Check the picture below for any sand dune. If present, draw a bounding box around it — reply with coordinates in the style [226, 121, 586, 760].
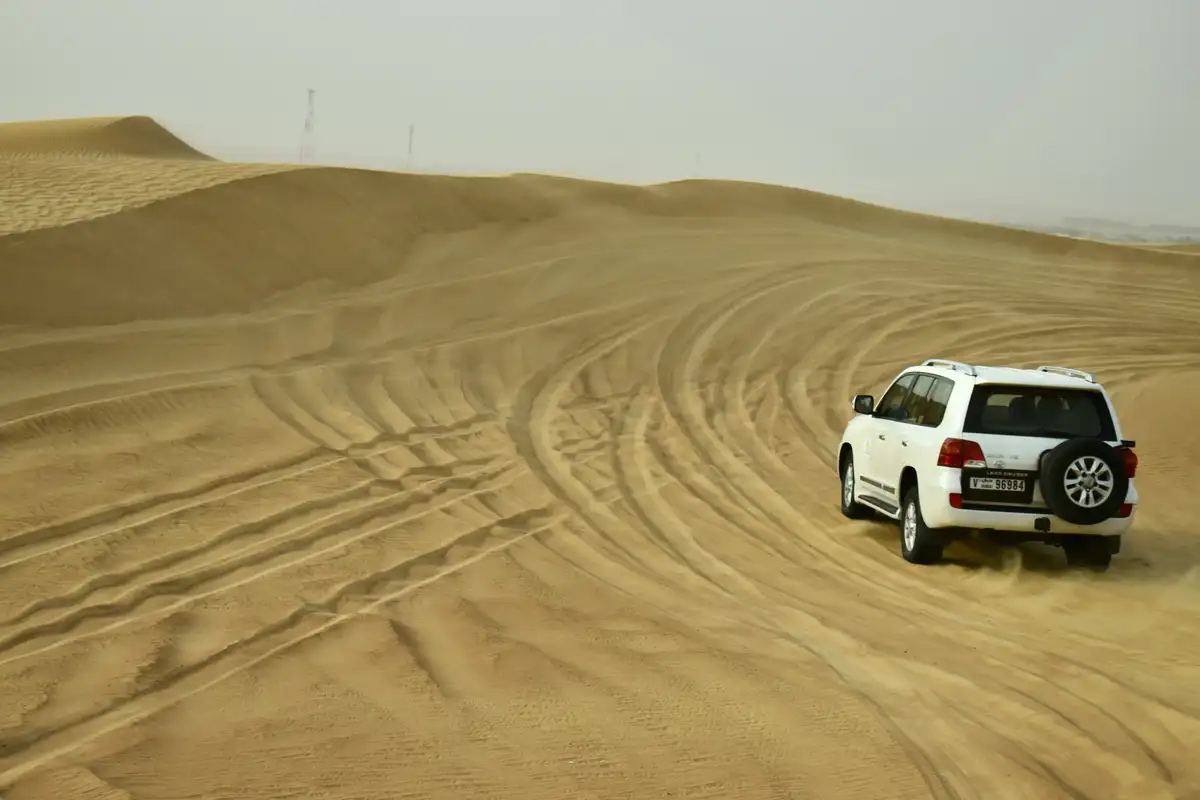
[1140, 243, 1200, 255]
[0, 117, 296, 237]
[1, 116, 1199, 800]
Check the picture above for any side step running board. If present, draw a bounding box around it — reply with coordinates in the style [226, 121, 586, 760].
[859, 495, 900, 518]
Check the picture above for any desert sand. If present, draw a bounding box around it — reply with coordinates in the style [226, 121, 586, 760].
[1, 116, 1199, 800]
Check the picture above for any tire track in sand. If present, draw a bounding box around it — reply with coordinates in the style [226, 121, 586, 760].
[0, 460, 522, 668]
[0, 508, 568, 785]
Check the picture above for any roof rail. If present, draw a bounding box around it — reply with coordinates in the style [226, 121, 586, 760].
[923, 358, 977, 376]
[1037, 365, 1096, 384]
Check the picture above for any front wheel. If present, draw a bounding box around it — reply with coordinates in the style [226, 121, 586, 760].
[841, 456, 872, 519]
[900, 487, 943, 564]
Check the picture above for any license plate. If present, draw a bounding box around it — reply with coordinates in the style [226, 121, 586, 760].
[969, 477, 1026, 492]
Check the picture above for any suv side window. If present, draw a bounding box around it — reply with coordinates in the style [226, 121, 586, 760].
[904, 374, 936, 424]
[905, 374, 954, 427]
[923, 377, 954, 427]
[874, 374, 916, 421]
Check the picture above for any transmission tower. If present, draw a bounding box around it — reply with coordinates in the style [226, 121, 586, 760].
[299, 88, 316, 163]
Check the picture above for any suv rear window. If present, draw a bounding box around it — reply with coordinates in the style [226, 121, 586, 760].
[963, 385, 1116, 440]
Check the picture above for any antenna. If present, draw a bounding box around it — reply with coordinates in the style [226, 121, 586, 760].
[300, 88, 316, 163]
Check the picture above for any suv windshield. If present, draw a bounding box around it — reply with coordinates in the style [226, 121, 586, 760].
[963, 385, 1116, 440]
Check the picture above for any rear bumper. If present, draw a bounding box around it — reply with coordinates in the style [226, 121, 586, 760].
[921, 469, 1136, 537]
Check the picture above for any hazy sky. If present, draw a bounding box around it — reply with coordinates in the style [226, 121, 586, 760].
[3, 0, 1197, 225]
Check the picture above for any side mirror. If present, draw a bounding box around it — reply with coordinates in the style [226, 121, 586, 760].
[852, 394, 874, 415]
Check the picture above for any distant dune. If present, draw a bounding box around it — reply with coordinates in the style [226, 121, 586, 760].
[1, 116, 1199, 800]
[1145, 242, 1200, 255]
[2, 117, 1194, 328]
[0, 116, 295, 237]
[0, 115, 214, 160]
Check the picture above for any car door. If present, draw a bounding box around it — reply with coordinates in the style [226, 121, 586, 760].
[885, 374, 956, 485]
[871, 372, 934, 504]
[859, 372, 917, 504]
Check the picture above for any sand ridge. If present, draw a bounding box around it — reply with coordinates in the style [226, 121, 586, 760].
[0, 116, 298, 236]
[1, 116, 1199, 799]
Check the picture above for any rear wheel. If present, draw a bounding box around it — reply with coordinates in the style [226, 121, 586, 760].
[1063, 536, 1113, 572]
[900, 487, 943, 564]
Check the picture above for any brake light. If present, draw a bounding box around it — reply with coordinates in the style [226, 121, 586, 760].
[1116, 446, 1138, 478]
[937, 438, 986, 469]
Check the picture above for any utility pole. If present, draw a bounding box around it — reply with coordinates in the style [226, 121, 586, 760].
[300, 88, 316, 163]
[407, 124, 415, 171]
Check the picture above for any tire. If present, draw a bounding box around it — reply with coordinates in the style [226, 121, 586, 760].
[1063, 535, 1113, 572]
[1039, 438, 1129, 526]
[900, 487, 943, 564]
[840, 454, 873, 520]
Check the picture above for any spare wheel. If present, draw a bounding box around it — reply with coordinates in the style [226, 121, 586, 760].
[1038, 437, 1129, 526]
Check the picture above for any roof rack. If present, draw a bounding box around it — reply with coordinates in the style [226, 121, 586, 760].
[1037, 365, 1096, 384]
[923, 358, 977, 376]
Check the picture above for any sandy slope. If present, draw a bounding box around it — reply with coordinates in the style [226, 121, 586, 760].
[1, 117, 1199, 800]
[1140, 243, 1200, 255]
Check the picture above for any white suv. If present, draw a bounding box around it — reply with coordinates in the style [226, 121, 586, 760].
[837, 359, 1138, 570]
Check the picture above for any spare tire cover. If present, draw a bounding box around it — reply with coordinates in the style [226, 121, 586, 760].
[1038, 437, 1129, 526]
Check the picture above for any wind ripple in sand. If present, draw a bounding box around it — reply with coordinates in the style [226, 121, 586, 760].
[1, 116, 1199, 800]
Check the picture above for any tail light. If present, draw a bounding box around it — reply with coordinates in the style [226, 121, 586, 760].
[1115, 446, 1138, 478]
[938, 438, 986, 469]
